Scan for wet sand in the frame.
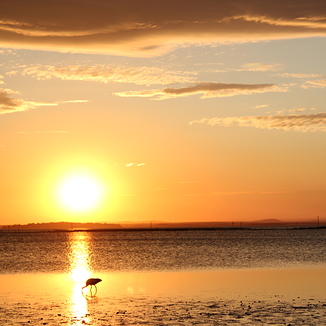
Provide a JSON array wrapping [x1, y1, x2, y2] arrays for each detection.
[[1, 295, 326, 325], [1, 268, 326, 325]]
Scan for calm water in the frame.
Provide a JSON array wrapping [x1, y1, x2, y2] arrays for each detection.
[[1, 228, 326, 274]]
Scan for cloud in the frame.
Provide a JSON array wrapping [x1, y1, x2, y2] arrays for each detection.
[[0, 75, 4, 84], [211, 63, 282, 73], [23, 65, 197, 85], [274, 108, 316, 115], [190, 112, 326, 132], [253, 104, 269, 109], [238, 63, 282, 72], [1, 0, 326, 56], [0, 88, 57, 114], [61, 100, 89, 103], [6, 71, 19, 76], [276, 72, 323, 78], [286, 108, 316, 113], [126, 163, 146, 167], [302, 79, 326, 88], [115, 82, 286, 99]]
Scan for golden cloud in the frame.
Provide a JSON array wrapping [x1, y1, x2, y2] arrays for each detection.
[[302, 79, 326, 88], [190, 112, 326, 132], [22, 65, 197, 85], [1, 0, 326, 56]]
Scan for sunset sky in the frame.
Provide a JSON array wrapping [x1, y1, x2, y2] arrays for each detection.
[[1, 0, 326, 225]]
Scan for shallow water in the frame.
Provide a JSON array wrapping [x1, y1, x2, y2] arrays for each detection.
[[2, 268, 326, 301], [1, 269, 326, 325]]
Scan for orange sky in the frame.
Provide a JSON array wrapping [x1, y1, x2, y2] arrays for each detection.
[[1, 0, 326, 224]]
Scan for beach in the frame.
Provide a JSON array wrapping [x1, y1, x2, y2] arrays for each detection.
[[2, 294, 326, 325], [1, 268, 326, 325]]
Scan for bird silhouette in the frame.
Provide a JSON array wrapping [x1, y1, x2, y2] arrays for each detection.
[[82, 278, 102, 295]]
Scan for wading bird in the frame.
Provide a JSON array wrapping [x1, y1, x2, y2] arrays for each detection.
[[82, 278, 102, 295]]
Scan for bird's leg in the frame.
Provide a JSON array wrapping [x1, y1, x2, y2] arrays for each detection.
[[90, 285, 97, 296]]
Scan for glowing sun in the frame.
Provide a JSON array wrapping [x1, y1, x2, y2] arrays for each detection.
[[57, 173, 104, 212]]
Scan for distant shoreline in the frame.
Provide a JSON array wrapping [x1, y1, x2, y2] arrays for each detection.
[[1, 218, 324, 233], [1, 225, 325, 233]]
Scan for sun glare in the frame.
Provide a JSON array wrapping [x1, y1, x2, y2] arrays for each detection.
[[57, 173, 104, 212]]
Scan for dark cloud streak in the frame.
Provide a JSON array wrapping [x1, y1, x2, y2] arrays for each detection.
[[0, 89, 21, 110], [0, 88, 57, 114], [115, 82, 284, 99], [163, 82, 274, 95]]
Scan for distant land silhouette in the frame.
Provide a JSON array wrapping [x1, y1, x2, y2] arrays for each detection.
[[0, 222, 122, 231], [0, 218, 324, 231]]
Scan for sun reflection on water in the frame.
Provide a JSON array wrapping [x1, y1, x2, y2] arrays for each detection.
[[68, 232, 93, 323]]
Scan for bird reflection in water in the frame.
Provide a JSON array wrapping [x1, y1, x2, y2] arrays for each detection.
[[68, 232, 94, 323]]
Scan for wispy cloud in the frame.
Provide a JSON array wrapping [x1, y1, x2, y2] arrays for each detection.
[[1, 1, 326, 56], [61, 99, 89, 103], [126, 163, 146, 167], [212, 63, 282, 73], [297, 108, 316, 112], [274, 108, 317, 115], [237, 63, 282, 72], [0, 87, 91, 114], [253, 104, 269, 109], [115, 82, 287, 100], [302, 79, 326, 88], [276, 72, 323, 79], [0, 88, 57, 114], [190, 112, 326, 132], [6, 71, 19, 76], [23, 65, 197, 85]]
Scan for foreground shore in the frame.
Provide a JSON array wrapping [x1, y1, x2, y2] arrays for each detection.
[[1, 295, 326, 325], [1, 268, 326, 325]]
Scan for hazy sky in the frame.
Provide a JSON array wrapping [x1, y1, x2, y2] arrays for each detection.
[[1, 0, 326, 224]]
